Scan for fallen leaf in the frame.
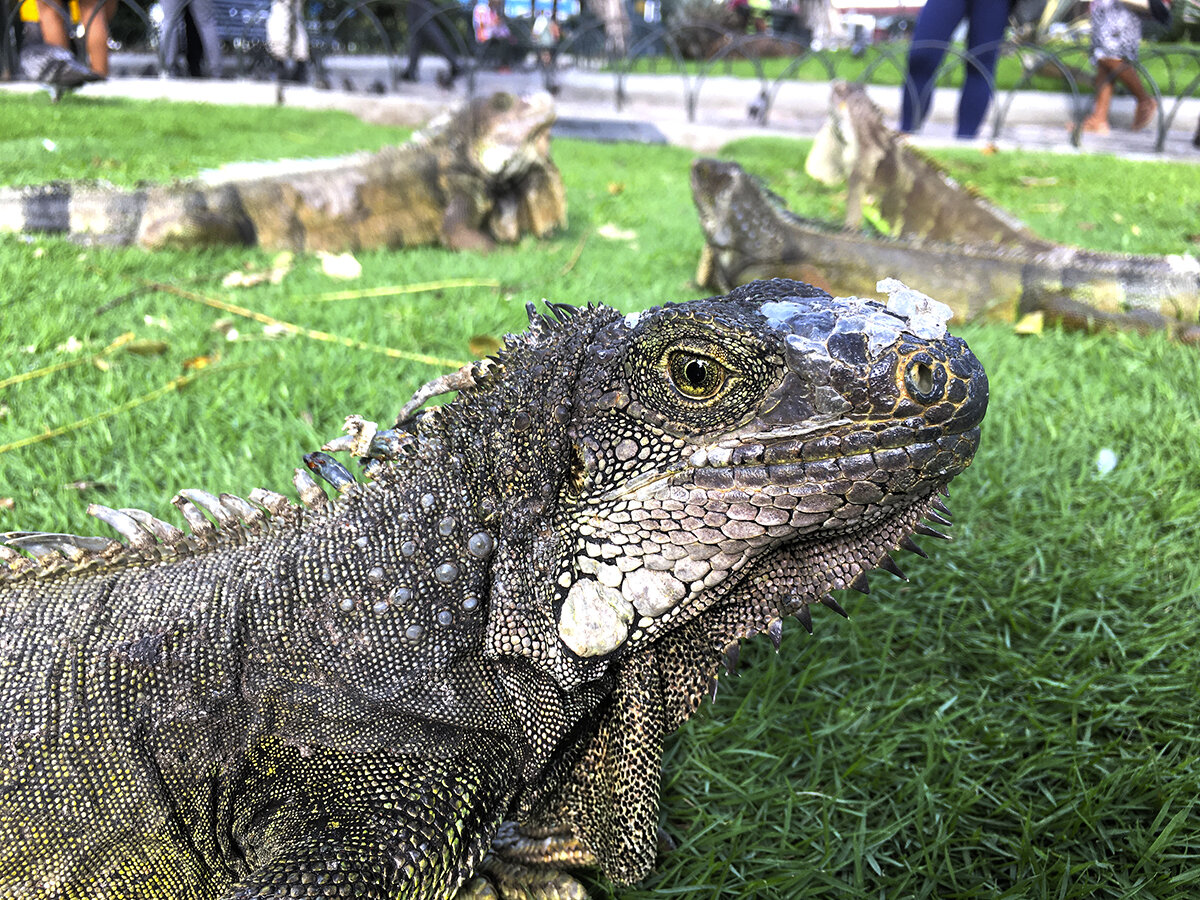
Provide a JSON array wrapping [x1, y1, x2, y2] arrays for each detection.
[[55, 336, 83, 353], [1111, 212, 1124, 224], [1077, 222, 1095, 231], [183, 355, 214, 371], [981, 143, 998, 155], [222, 269, 271, 288], [1019, 176, 1058, 187], [1014, 310, 1044, 335], [1130, 224, 1142, 237], [143, 314, 171, 331], [0, 498, 13, 511], [212, 318, 236, 334], [1186, 233, 1200, 244], [468, 334, 503, 357], [123, 340, 170, 356], [319, 251, 362, 280], [597, 223, 637, 241], [607, 182, 625, 195]]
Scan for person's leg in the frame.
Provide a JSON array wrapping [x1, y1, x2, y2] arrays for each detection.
[[188, 0, 224, 77], [1110, 60, 1155, 129], [78, 0, 115, 75], [955, 0, 1008, 137], [34, 0, 70, 47], [1081, 59, 1115, 133], [900, 0, 964, 132]]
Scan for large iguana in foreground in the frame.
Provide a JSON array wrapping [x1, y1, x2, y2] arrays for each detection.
[[0, 279, 988, 898], [0, 92, 565, 252]]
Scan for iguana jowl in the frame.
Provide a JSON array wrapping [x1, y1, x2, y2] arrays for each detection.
[[0, 279, 988, 898]]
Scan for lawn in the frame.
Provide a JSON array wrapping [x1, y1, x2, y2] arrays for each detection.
[[1, 98, 1199, 898]]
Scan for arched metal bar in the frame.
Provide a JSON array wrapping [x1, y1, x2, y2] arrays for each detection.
[[993, 42, 1083, 144], [1159, 70, 1200, 147], [688, 30, 775, 125], [328, 0, 400, 91]]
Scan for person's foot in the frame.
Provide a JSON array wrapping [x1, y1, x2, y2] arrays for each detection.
[[400, 69, 418, 82], [1078, 114, 1110, 135], [1132, 98, 1158, 132]]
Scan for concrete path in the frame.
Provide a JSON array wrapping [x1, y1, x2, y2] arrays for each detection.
[[5, 53, 1200, 161]]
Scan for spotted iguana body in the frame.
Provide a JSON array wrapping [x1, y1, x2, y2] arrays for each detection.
[[0, 279, 987, 898], [0, 92, 565, 252]]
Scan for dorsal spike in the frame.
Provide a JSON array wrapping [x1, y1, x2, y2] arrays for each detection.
[[86, 504, 156, 551], [395, 364, 482, 424], [303, 452, 355, 493], [898, 534, 929, 558], [248, 488, 290, 516], [722, 641, 740, 676], [177, 489, 237, 528], [708, 674, 719, 703], [2, 532, 116, 560], [525, 301, 540, 325], [938, 485, 950, 498], [792, 603, 813, 635], [767, 616, 784, 649], [848, 570, 870, 594], [219, 493, 266, 527], [931, 497, 952, 518], [925, 510, 953, 527], [914, 522, 952, 541], [120, 508, 186, 545], [877, 553, 907, 581], [171, 496, 216, 540], [292, 468, 328, 509], [819, 594, 849, 619], [321, 434, 357, 454]]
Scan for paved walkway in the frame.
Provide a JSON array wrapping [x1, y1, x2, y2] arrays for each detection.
[[6, 54, 1200, 160]]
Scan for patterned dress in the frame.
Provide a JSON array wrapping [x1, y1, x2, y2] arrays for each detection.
[[1090, 0, 1144, 63]]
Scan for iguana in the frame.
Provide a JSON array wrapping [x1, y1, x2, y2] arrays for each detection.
[[0, 92, 565, 252], [0, 279, 988, 899], [693, 158, 1200, 341], [805, 82, 1041, 248]]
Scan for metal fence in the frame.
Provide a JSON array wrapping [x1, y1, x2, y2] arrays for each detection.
[[2, 0, 1198, 150]]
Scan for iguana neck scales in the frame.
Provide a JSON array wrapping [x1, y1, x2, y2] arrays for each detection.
[[0, 280, 987, 898]]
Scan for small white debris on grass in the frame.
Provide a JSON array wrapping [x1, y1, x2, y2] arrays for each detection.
[[318, 251, 362, 280], [1096, 448, 1118, 476]]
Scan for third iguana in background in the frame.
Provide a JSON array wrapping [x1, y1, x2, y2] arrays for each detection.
[[0, 279, 986, 898], [0, 92, 565, 252], [695, 89, 1200, 340]]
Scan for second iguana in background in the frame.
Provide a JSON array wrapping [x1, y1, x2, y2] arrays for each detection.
[[0, 278, 987, 898]]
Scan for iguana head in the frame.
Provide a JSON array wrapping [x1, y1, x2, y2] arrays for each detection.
[[482, 278, 987, 691]]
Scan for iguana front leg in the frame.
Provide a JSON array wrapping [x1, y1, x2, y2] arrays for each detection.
[[227, 740, 518, 899], [457, 823, 595, 900]]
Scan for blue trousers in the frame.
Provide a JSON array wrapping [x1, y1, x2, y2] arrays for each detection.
[[899, 0, 1009, 138]]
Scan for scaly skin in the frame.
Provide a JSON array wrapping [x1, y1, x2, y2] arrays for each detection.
[[0, 279, 987, 898]]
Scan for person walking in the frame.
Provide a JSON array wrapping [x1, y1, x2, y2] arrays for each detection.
[[899, 0, 1010, 139], [402, 0, 462, 83], [1079, 0, 1157, 133], [160, 0, 224, 78]]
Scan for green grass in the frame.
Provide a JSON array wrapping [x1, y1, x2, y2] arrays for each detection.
[[2, 101, 1199, 898], [622, 41, 1200, 96], [0, 95, 411, 186]]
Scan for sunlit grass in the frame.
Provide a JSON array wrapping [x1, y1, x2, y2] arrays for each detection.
[[1, 103, 1198, 899]]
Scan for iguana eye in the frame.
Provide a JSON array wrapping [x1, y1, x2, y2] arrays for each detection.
[[667, 351, 727, 399]]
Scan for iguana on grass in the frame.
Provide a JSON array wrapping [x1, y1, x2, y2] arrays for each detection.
[[0, 92, 565, 252], [693, 157, 1200, 341], [805, 82, 1040, 248], [0, 279, 987, 899]]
